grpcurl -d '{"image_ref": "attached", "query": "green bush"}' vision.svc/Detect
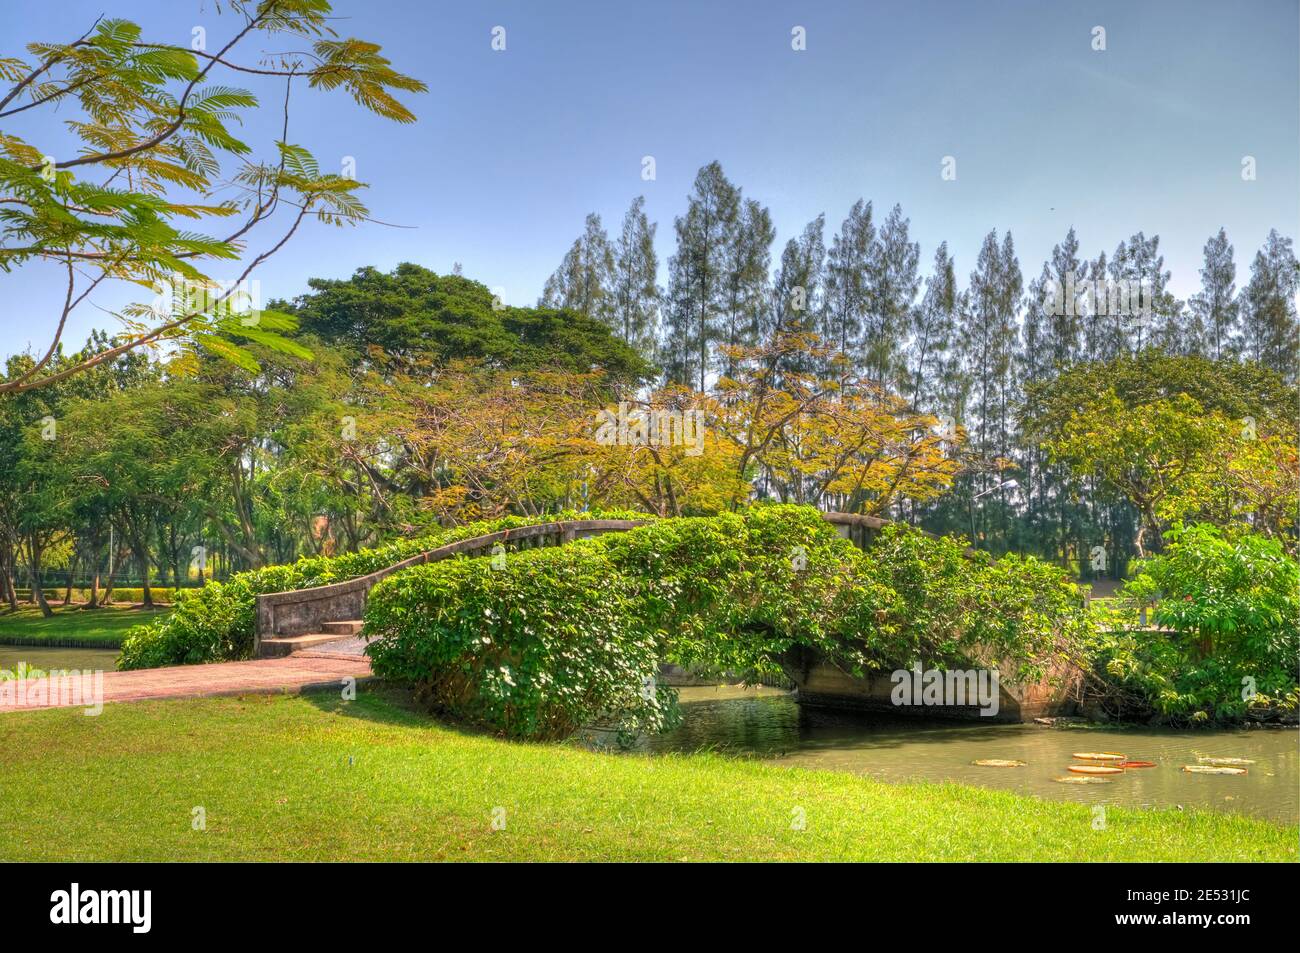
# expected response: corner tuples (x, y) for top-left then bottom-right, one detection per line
(117, 510), (645, 670)
(14, 587), (181, 604)
(1092, 523), (1300, 722)
(366, 543), (676, 741)
(862, 525), (1091, 682)
(365, 505), (1092, 739)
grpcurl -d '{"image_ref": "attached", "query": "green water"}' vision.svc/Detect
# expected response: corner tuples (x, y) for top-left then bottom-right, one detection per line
(640, 686), (1300, 824)
(0, 645), (118, 673)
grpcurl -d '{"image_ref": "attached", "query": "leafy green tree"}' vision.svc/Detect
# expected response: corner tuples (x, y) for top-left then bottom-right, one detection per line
(283, 263), (650, 382)
(908, 241), (957, 410)
(823, 199), (875, 378)
(718, 198), (774, 379)
(1099, 523), (1299, 722)
(0, 1), (424, 394)
(770, 215), (826, 379)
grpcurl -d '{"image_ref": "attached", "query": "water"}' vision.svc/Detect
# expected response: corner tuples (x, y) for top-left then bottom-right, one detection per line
(0, 645), (118, 673)
(639, 686), (1300, 824)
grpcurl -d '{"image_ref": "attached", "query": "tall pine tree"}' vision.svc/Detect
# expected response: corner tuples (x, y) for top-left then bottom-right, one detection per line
(664, 162), (741, 390)
(1188, 228), (1239, 361)
(610, 196), (660, 358)
(1240, 228), (1300, 383)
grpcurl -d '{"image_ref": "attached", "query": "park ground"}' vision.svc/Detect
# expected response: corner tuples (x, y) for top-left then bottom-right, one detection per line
(0, 604), (166, 646)
(0, 684), (1294, 862)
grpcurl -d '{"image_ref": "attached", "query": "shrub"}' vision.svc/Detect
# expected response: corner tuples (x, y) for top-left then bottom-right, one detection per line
(366, 543), (675, 741)
(365, 505), (1091, 739)
(1092, 523), (1300, 722)
(13, 587), (180, 604)
(861, 526), (1091, 681)
(117, 509), (645, 670)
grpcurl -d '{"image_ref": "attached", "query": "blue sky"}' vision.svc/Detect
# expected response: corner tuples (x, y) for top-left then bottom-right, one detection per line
(2, 0), (1297, 359)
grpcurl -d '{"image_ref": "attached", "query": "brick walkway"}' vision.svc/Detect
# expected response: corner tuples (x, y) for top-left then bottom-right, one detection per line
(0, 654), (372, 713)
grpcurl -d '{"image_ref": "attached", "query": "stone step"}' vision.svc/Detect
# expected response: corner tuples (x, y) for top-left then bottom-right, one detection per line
(258, 633), (350, 658)
(320, 620), (364, 636)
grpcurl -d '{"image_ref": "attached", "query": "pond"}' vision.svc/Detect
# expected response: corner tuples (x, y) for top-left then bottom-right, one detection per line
(0, 645), (119, 673)
(636, 686), (1300, 825)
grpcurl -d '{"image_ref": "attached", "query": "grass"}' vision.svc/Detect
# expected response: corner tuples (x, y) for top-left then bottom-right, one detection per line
(0, 685), (1293, 862)
(0, 604), (168, 646)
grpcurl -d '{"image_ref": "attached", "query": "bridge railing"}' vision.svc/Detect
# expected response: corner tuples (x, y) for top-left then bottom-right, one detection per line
(253, 519), (646, 650)
(254, 511), (959, 650)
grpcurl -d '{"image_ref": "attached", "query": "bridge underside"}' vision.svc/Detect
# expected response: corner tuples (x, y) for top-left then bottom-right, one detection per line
(779, 645), (1081, 723)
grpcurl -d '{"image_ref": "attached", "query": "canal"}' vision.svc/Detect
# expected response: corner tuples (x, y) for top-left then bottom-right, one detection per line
(0, 645), (119, 673)
(637, 686), (1299, 824)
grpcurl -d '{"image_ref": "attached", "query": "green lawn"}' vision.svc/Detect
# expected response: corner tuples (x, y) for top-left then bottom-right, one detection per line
(0, 605), (167, 646)
(0, 685), (1293, 862)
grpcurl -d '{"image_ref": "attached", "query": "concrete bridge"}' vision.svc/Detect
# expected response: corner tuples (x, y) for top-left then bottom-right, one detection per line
(253, 514), (1079, 722)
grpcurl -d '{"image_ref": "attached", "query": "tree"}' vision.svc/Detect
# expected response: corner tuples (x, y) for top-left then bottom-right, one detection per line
(0, 1), (425, 394)
(863, 203), (920, 390)
(1240, 229), (1300, 383)
(284, 263), (650, 382)
(1045, 392), (1228, 557)
(714, 335), (959, 514)
(823, 199), (875, 378)
(664, 162), (740, 390)
(1188, 228), (1239, 361)
(718, 198), (774, 379)
(1107, 232), (1184, 356)
(956, 230), (1021, 549)
(540, 212), (615, 324)
(609, 196), (660, 357)
(908, 241), (957, 410)
(1023, 352), (1299, 560)
(959, 230), (1021, 466)
(770, 216), (827, 380)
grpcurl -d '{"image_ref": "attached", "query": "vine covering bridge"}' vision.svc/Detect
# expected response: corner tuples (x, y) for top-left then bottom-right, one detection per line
(253, 514), (1077, 722)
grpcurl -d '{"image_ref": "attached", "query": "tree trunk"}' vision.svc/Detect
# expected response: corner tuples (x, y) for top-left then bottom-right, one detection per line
(26, 537), (53, 619)
(137, 548), (153, 608)
(63, 555), (78, 606)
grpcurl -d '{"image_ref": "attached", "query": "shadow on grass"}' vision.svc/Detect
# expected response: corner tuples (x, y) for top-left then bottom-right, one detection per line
(298, 678), (501, 743)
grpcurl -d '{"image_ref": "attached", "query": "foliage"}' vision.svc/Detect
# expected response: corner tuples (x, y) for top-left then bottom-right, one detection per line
(1091, 523), (1300, 722)
(282, 262), (651, 382)
(117, 509), (643, 669)
(862, 525), (1090, 681)
(365, 505), (1092, 739)
(1024, 353), (1300, 553)
(0, 2), (425, 393)
(366, 543), (676, 742)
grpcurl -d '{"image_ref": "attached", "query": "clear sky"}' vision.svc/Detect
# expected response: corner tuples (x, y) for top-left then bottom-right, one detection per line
(2, 0), (1297, 359)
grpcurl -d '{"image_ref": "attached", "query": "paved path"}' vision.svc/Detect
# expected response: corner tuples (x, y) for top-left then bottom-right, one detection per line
(0, 654), (371, 713)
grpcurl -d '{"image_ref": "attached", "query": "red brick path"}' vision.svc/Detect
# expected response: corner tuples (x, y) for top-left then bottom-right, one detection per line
(0, 655), (371, 713)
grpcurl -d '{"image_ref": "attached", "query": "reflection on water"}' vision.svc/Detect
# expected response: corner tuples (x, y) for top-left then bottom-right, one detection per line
(0, 645), (118, 673)
(636, 686), (1300, 825)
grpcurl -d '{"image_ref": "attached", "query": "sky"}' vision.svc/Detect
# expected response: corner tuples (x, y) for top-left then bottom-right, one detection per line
(2, 0), (1298, 360)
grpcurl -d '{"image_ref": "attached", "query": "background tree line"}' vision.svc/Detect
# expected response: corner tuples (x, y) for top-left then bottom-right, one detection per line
(2, 161), (1295, 615)
(541, 160), (1299, 574)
